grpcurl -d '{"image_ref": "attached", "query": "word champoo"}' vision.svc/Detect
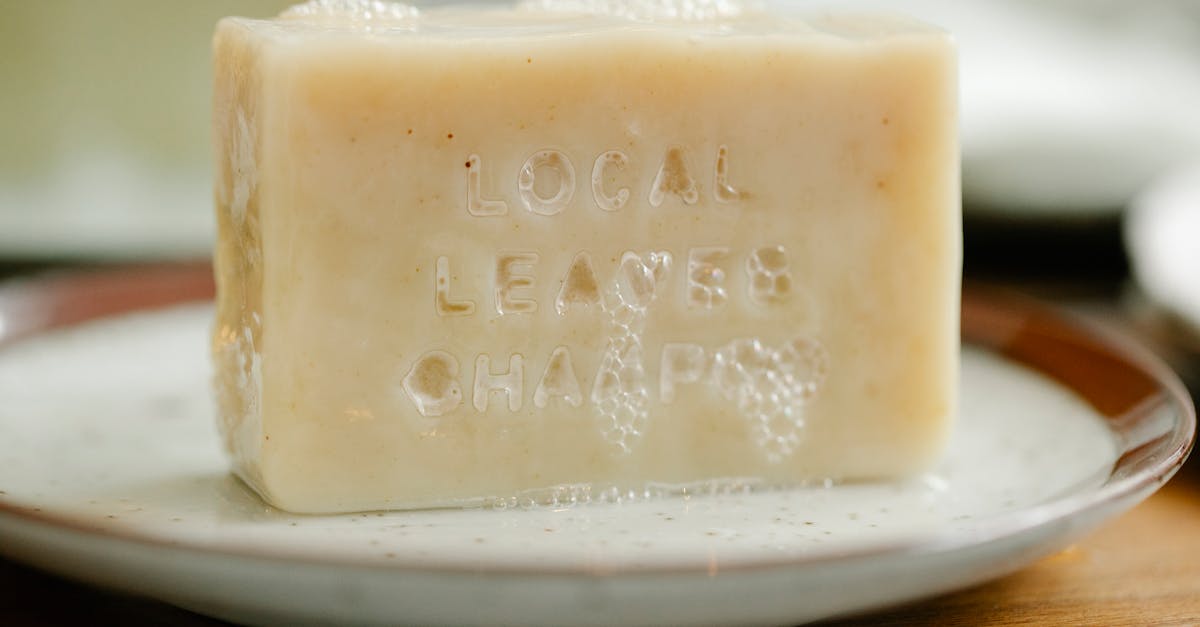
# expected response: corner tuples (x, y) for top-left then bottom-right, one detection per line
(403, 145), (830, 457)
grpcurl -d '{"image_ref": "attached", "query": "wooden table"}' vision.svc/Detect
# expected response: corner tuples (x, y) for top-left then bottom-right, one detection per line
(835, 457), (1200, 625)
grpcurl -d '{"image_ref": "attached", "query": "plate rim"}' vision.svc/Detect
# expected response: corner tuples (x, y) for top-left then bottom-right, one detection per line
(0, 265), (1194, 578)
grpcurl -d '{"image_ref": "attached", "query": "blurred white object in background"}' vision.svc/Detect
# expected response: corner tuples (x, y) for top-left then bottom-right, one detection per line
(1126, 162), (1200, 337)
(0, 0), (1198, 259)
(826, 0), (1200, 215)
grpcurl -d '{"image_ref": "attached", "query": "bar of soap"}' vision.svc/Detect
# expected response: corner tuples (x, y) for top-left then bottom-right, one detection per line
(212, 0), (960, 513)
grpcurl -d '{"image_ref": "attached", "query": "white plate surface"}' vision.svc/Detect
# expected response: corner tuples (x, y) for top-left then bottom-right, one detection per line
(0, 304), (1186, 625)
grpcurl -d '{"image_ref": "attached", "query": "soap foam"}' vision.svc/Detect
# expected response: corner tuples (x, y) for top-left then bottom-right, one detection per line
(712, 337), (828, 463)
(279, 0), (419, 22)
(483, 476), (766, 509)
(592, 251), (673, 453)
(518, 0), (754, 22)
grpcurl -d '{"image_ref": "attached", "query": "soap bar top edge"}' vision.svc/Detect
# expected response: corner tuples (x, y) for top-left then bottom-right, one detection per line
(216, 5), (952, 45)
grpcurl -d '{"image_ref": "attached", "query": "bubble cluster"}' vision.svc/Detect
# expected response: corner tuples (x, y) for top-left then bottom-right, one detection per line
(279, 0), (419, 22)
(712, 336), (829, 462)
(519, 0), (751, 22)
(483, 477), (761, 509)
(746, 245), (793, 305)
(591, 251), (672, 453)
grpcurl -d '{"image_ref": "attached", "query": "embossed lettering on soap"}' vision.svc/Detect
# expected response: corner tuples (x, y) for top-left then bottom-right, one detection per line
(404, 144), (828, 462)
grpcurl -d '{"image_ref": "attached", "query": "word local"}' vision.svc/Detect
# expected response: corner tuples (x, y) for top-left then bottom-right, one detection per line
(465, 144), (745, 216)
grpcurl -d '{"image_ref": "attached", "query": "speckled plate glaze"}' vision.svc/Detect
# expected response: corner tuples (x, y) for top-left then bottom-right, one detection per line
(0, 266), (1193, 626)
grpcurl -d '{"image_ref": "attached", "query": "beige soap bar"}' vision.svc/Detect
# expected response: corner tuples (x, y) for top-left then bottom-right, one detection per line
(212, 0), (960, 513)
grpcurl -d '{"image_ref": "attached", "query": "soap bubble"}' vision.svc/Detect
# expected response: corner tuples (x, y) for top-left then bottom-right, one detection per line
(279, 0), (419, 22)
(518, 0), (753, 23)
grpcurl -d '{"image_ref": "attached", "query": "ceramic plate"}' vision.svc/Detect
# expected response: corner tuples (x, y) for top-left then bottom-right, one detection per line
(0, 267), (1193, 626)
